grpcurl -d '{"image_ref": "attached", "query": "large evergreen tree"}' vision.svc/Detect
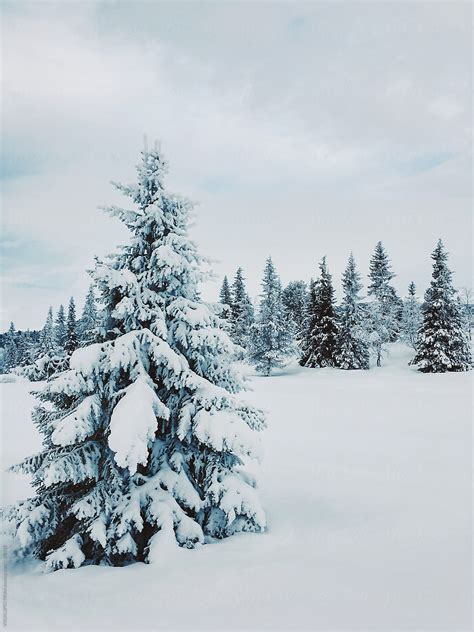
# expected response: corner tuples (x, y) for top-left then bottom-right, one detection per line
(249, 257), (295, 376)
(230, 268), (254, 351)
(6, 145), (266, 570)
(335, 254), (369, 370)
(401, 282), (421, 349)
(411, 240), (471, 372)
(300, 257), (339, 368)
(79, 285), (98, 347)
(367, 241), (401, 342)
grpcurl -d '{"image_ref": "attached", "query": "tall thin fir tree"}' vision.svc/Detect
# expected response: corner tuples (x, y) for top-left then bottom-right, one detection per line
(55, 305), (67, 351)
(65, 297), (78, 354)
(230, 268), (254, 351)
(6, 144), (266, 570)
(79, 285), (98, 347)
(300, 257), (339, 368)
(335, 254), (369, 370)
(282, 280), (307, 341)
(4, 322), (18, 372)
(249, 257), (295, 376)
(39, 307), (56, 355)
(299, 279), (319, 367)
(16, 333), (32, 368)
(401, 282), (421, 349)
(218, 276), (233, 320)
(411, 240), (471, 372)
(367, 241), (401, 342)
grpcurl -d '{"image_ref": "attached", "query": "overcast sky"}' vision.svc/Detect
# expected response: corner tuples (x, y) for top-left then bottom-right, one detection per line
(1, 1), (472, 330)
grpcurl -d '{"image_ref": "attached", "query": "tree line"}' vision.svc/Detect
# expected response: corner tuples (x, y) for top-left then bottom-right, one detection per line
(1, 286), (98, 379)
(219, 241), (472, 375)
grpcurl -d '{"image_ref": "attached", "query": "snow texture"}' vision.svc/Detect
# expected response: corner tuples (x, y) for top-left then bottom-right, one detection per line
(1, 343), (471, 629)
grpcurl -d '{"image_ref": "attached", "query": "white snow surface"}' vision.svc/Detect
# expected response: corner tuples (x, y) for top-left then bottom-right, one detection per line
(1, 344), (472, 630)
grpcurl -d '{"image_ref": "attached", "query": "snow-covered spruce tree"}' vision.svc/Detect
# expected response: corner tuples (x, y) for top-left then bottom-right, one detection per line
(249, 257), (295, 376)
(65, 297), (78, 355)
(79, 285), (98, 347)
(300, 257), (338, 368)
(335, 254), (369, 370)
(6, 145), (266, 570)
(282, 280), (307, 341)
(401, 282), (421, 349)
(39, 307), (56, 355)
(299, 279), (319, 367)
(55, 305), (67, 350)
(16, 333), (33, 368)
(230, 268), (254, 351)
(367, 241), (401, 342)
(411, 240), (471, 372)
(218, 275), (233, 320)
(3, 322), (19, 372)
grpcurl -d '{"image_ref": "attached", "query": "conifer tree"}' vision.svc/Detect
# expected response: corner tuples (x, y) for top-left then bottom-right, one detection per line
(65, 297), (78, 354)
(367, 241), (401, 342)
(6, 144), (266, 570)
(230, 268), (254, 350)
(401, 282), (421, 348)
(39, 307), (56, 355)
(411, 240), (471, 372)
(55, 305), (67, 350)
(219, 276), (232, 320)
(282, 280), (307, 340)
(16, 333), (32, 367)
(299, 279), (319, 367)
(4, 322), (18, 372)
(300, 257), (339, 368)
(79, 285), (98, 346)
(335, 254), (369, 369)
(249, 257), (295, 376)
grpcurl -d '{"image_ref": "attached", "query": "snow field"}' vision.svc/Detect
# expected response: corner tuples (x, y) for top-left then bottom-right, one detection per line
(1, 344), (472, 630)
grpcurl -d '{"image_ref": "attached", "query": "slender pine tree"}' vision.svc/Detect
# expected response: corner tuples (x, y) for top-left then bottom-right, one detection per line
(411, 240), (471, 372)
(335, 254), (369, 369)
(401, 282), (421, 348)
(367, 241), (401, 342)
(6, 144), (266, 570)
(79, 285), (98, 347)
(4, 322), (18, 372)
(39, 307), (56, 355)
(300, 257), (338, 368)
(65, 297), (78, 354)
(282, 280), (307, 341)
(230, 268), (254, 351)
(249, 257), (295, 376)
(55, 305), (67, 350)
(219, 276), (233, 320)
(299, 279), (320, 367)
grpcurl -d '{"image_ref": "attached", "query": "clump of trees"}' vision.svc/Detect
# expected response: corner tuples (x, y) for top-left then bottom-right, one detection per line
(217, 240), (471, 374)
(1, 286), (99, 379)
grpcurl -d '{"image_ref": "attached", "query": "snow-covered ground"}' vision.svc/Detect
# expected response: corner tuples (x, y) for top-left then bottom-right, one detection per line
(1, 344), (472, 630)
